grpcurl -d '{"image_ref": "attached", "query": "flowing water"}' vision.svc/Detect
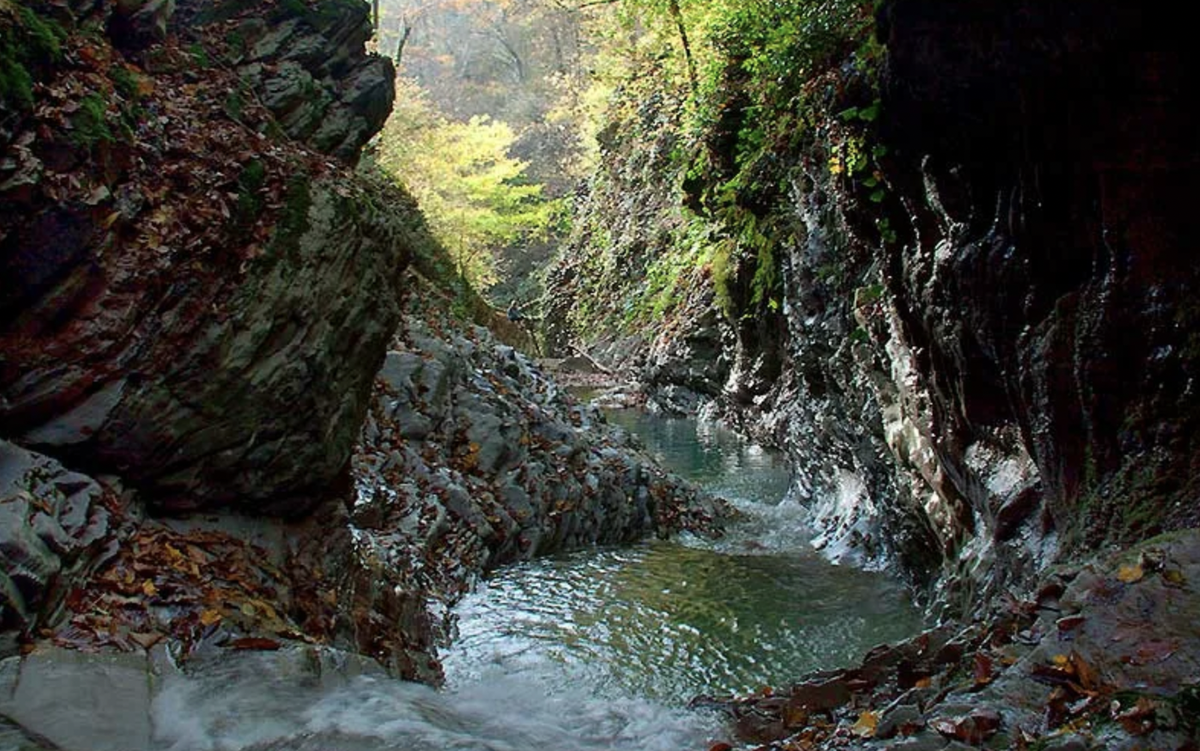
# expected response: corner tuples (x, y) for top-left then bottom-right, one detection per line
(5, 412), (924, 751)
(442, 411), (923, 707)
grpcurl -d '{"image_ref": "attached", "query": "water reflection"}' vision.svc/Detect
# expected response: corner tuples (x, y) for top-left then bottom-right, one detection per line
(444, 411), (923, 703)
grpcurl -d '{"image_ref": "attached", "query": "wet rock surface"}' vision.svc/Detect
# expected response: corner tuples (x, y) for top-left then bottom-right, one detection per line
(0, 642), (386, 751)
(0, 274), (731, 746)
(550, 0), (1200, 607)
(350, 276), (731, 611)
(0, 441), (112, 659)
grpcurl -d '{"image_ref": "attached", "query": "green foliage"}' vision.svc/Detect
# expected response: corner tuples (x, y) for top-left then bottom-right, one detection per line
(1, 4), (67, 110)
(224, 86), (245, 122)
(17, 5), (65, 62)
(268, 175), (313, 260)
(71, 92), (114, 147)
(235, 160), (267, 229)
(187, 42), (210, 68)
(378, 78), (558, 291)
(110, 64), (139, 100)
(0, 46), (34, 110)
(708, 236), (735, 318)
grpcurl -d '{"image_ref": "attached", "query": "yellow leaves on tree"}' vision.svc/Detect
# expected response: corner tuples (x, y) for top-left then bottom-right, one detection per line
(377, 78), (557, 291)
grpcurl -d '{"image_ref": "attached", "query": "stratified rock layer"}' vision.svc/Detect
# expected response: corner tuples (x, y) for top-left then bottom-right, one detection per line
(0, 441), (111, 658)
(0, 0), (409, 514)
(350, 277), (730, 608)
(548, 0), (1200, 605)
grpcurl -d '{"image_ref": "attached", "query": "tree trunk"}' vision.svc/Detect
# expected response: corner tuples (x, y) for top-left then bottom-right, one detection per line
(396, 23), (413, 63)
(666, 0), (696, 93)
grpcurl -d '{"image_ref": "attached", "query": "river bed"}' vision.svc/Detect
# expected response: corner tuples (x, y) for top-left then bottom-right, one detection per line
(1, 411), (923, 751)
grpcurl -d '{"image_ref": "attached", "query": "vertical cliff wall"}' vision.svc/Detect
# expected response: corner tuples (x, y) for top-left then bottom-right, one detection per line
(547, 1), (1200, 603)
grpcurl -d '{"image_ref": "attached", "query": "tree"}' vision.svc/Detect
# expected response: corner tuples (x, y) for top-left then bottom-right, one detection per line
(377, 78), (558, 290)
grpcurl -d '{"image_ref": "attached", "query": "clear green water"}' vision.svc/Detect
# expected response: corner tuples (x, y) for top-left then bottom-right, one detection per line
(121, 412), (922, 751)
(443, 411), (925, 703)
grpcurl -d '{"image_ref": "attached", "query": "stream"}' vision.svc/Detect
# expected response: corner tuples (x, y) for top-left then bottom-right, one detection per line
(1, 412), (923, 751)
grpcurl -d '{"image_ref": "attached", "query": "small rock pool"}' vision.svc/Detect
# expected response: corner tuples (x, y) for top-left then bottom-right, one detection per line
(443, 411), (924, 703)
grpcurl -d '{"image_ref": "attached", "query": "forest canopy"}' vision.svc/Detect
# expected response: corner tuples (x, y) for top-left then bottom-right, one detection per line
(369, 0), (869, 298)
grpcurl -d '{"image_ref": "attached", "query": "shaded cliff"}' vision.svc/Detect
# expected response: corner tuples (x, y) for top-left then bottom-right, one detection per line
(0, 0), (406, 514)
(878, 0), (1200, 569)
(0, 0), (731, 690)
(546, 0), (1200, 601)
(542, 4), (1200, 744)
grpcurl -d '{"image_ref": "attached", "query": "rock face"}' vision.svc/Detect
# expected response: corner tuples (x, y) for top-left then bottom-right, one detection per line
(202, 0), (396, 163)
(0, 442), (111, 657)
(0, 1), (411, 514)
(877, 0), (1200, 558)
(351, 278), (729, 611)
(709, 531), (1200, 750)
(547, 0), (1200, 605)
(782, 0), (1200, 595)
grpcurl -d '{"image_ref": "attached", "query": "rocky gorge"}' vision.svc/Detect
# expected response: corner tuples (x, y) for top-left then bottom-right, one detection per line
(2, 0), (1199, 749)
(544, 0), (1200, 747)
(1, 0), (727, 746)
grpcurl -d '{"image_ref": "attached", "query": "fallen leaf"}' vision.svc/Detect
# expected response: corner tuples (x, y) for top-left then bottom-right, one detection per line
(1125, 639), (1178, 666)
(932, 709), (1001, 744)
(200, 609), (223, 626)
(142, 580), (158, 597)
(1056, 614), (1086, 633)
(1117, 564), (1144, 583)
(128, 631), (163, 650)
(227, 637), (281, 651)
(914, 676), (933, 689)
(850, 711), (878, 738)
(1114, 697), (1156, 735)
(973, 652), (994, 687)
(1069, 651), (1101, 691)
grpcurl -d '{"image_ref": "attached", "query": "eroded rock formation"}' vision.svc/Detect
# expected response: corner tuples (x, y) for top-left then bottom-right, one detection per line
(546, 0), (1200, 606)
(0, 0), (409, 514)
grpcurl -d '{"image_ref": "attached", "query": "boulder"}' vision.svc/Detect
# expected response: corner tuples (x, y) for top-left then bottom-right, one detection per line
(109, 0), (176, 51)
(228, 0), (396, 163)
(1, 176), (417, 515)
(0, 0), (410, 518)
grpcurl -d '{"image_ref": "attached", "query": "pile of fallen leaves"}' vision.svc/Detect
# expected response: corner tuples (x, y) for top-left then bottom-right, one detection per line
(54, 521), (309, 656)
(1, 0), (344, 286)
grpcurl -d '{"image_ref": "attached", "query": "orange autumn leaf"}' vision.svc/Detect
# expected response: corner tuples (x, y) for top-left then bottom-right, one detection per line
(1117, 564), (1144, 583)
(850, 711), (878, 738)
(200, 609), (223, 626)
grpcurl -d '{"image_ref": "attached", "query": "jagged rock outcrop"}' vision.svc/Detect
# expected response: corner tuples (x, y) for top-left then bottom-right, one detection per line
(876, 0), (1200, 572)
(0, 442), (112, 658)
(193, 0), (396, 163)
(0, 274), (730, 688)
(350, 277), (729, 609)
(547, 0), (1200, 607)
(0, 0), (410, 514)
